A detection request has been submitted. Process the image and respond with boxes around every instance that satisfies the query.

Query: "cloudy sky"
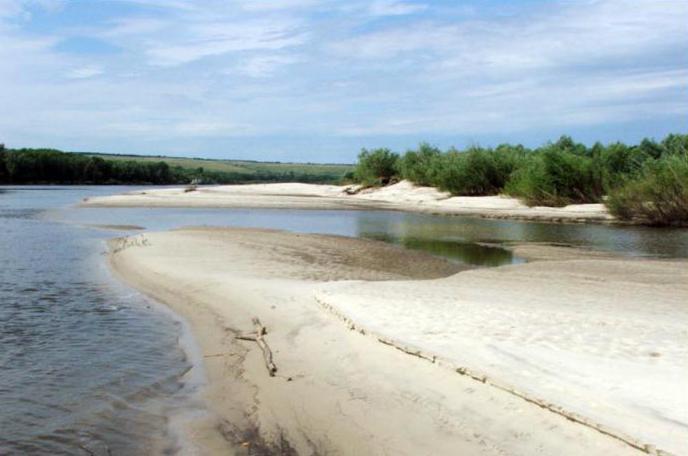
[0,0,686,162]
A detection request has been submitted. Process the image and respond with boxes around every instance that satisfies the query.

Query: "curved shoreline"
[82,181,616,225]
[106,227,687,455]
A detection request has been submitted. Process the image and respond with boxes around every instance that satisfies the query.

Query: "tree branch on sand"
[236,317,278,377]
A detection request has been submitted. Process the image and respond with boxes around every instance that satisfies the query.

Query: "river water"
[1,186,687,455]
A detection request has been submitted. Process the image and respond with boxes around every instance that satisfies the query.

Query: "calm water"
[0,187,201,456]
[2,186,687,455]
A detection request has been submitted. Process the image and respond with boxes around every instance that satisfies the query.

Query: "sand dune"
[84,181,613,223]
[106,227,684,455]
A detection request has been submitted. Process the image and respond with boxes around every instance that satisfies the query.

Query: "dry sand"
[83,181,614,224]
[106,227,687,455]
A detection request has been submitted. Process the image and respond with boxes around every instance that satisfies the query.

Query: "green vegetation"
[0,146,352,185]
[87,152,352,183]
[353,148,399,186]
[351,133,688,226]
[607,153,688,226]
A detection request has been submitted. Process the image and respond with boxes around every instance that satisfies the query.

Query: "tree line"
[352,134,688,226]
[0,146,343,185]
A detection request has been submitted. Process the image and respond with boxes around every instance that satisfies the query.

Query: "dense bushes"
[397,143,442,186]
[0,148,176,184]
[0,148,347,185]
[436,147,522,196]
[506,144,602,206]
[353,148,399,186]
[352,133,688,225]
[606,154,688,226]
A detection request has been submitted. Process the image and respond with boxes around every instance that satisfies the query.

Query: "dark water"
[2,186,688,455]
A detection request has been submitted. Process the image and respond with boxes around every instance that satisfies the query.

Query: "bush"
[353,148,399,186]
[505,145,602,206]
[397,143,442,186]
[661,133,688,156]
[606,154,688,226]
[435,146,522,196]
[592,142,649,191]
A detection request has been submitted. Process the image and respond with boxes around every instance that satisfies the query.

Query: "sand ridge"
[83,180,614,224]
[106,227,678,455]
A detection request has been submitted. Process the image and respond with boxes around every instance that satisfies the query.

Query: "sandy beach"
[107,227,687,455]
[83,181,614,224]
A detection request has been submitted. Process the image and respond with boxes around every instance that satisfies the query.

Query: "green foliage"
[607,154,688,226]
[87,153,352,183]
[388,142,527,196]
[397,143,442,186]
[0,148,176,184]
[591,142,649,190]
[661,133,688,156]
[0,148,352,185]
[353,148,399,186]
[505,146,602,206]
[436,146,523,196]
[0,144,6,181]
[353,133,687,223]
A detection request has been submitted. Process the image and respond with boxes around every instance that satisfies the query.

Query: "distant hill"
[83,152,354,183]
[0,146,354,185]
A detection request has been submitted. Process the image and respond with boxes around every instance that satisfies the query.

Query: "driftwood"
[235,317,277,377]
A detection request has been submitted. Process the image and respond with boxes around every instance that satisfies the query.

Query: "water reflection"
[361,231,519,267]
[353,211,688,259]
[46,194,688,261]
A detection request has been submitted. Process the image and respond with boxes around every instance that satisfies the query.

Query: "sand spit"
[83,181,613,224]
[105,227,681,455]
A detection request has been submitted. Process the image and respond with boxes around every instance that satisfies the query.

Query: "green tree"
[397,143,442,186]
[354,148,399,186]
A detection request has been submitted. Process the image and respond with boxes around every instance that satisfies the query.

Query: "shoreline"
[106,227,686,455]
[82,181,616,225]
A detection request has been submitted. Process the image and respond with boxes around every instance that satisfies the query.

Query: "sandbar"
[106,227,686,455]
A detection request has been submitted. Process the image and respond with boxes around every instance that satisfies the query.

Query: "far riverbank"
[81,181,615,224]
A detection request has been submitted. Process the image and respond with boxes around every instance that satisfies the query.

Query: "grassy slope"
[86,153,354,178]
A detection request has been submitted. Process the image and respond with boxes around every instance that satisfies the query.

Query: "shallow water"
[2,186,687,454]
[0,187,204,455]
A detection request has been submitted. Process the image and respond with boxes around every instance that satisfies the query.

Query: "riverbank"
[83,181,614,224]
[107,227,687,455]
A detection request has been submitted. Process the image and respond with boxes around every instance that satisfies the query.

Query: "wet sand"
[106,227,686,455]
[83,181,614,224]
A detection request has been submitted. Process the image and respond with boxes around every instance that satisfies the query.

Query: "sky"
[0,0,686,163]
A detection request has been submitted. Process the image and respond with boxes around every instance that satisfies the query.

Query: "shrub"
[505,146,602,206]
[353,148,399,186]
[592,142,649,191]
[661,133,688,156]
[436,146,522,196]
[606,154,688,226]
[397,143,442,186]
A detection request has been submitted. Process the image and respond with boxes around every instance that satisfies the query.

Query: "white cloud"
[66,65,103,79]
[145,19,308,66]
[235,54,301,78]
[333,0,688,69]
[0,0,685,156]
[369,0,426,17]
[238,0,321,12]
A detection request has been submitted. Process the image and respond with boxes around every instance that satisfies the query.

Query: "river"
[1,186,687,454]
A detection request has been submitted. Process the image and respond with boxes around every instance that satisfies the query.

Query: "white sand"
[106,227,680,455]
[316,259,688,455]
[83,181,613,223]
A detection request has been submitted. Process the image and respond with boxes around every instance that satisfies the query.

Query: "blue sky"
[0,0,686,162]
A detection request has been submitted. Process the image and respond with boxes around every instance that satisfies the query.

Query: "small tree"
[354,148,399,186]
[0,144,6,182]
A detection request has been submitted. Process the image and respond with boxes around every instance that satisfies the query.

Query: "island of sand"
[82,181,614,224]
[107,224,687,456]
